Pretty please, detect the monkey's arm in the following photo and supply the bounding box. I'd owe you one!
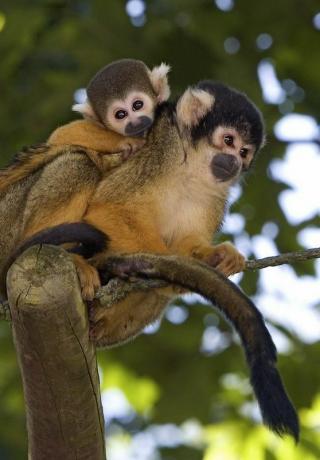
[48,120,145,156]
[170,234,245,276]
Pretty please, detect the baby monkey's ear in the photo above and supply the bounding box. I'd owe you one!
[176,88,215,130]
[149,63,171,103]
[72,100,98,121]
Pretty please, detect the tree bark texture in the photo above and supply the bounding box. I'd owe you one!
[6,245,106,460]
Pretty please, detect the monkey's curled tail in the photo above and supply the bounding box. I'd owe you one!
[9,223,108,271]
[101,253,300,441]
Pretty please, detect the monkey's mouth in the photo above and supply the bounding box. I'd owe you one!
[130,126,149,137]
[211,153,240,181]
[125,116,153,137]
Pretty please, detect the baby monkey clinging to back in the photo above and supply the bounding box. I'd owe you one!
[75,58,170,136]
[0,59,171,193]
[49,58,171,155]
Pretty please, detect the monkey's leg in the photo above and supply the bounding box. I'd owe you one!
[89,288,172,346]
[22,189,102,300]
[171,235,245,276]
[84,203,176,340]
[23,191,93,239]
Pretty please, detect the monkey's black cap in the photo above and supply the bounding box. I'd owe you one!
[192,81,265,151]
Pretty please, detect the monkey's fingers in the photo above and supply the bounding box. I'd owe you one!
[78,267,101,301]
[204,242,246,276]
[215,252,246,276]
[116,137,146,159]
[72,255,101,301]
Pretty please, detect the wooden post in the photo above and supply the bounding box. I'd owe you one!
[7,245,106,460]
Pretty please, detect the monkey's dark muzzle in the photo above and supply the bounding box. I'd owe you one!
[125,116,153,137]
[211,153,241,181]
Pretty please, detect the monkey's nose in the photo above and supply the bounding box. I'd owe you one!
[125,116,153,137]
[211,153,241,181]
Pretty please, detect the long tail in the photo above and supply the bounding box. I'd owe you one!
[11,222,108,264]
[100,253,300,441]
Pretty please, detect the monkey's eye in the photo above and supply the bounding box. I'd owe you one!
[224,135,234,146]
[115,110,128,120]
[132,100,144,111]
[240,148,248,158]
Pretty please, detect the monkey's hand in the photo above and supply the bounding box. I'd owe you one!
[202,242,246,276]
[115,137,146,160]
[72,254,101,300]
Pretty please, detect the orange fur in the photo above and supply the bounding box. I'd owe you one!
[49,120,145,156]
[72,253,101,300]
[0,144,64,193]
[84,202,170,255]
[0,120,144,196]
[23,189,94,238]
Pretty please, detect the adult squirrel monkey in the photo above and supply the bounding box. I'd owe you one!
[0,81,299,440]
[0,59,171,192]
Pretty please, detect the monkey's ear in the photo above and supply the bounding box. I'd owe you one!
[72,101,98,121]
[260,134,267,149]
[149,63,171,103]
[176,88,215,129]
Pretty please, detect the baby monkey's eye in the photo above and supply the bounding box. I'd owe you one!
[224,135,234,146]
[132,100,144,111]
[115,110,128,120]
[240,148,248,158]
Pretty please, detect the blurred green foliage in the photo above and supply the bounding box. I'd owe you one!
[0,0,319,458]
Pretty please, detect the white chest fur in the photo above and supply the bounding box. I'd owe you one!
[156,151,230,247]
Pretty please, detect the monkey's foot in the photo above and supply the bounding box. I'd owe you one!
[72,254,101,300]
[203,242,245,276]
[78,265,101,300]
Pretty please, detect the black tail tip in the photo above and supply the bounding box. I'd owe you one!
[263,410,300,443]
[251,360,300,442]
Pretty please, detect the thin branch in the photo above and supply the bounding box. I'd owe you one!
[245,247,320,271]
[1,246,319,322]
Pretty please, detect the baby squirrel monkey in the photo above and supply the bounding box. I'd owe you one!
[50,58,171,155]
[0,59,171,192]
